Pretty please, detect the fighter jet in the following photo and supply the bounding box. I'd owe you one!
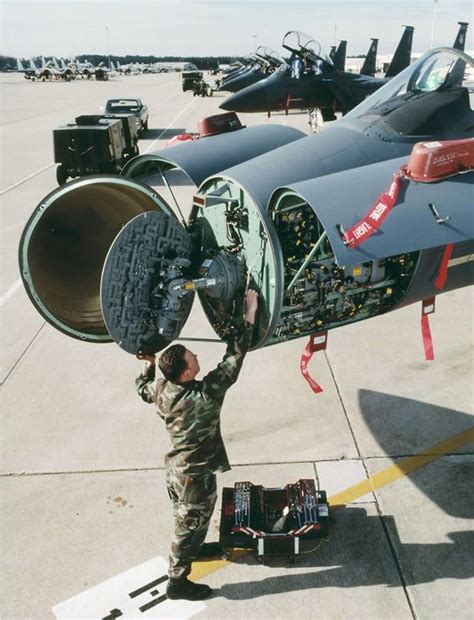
[218,47,284,93]
[75,59,96,78]
[19,48,473,373]
[95,61,110,81]
[218,54,266,90]
[16,57,62,81]
[16,58,41,80]
[220,61,244,79]
[73,59,109,80]
[37,57,62,80]
[220,26,414,119]
[54,58,78,81]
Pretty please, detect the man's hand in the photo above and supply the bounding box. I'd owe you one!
[244,289,259,325]
[136,353,156,367]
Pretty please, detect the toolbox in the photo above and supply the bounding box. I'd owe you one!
[219,479,329,563]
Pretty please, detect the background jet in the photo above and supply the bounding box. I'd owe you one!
[218,46,284,93]
[37,56,61,80]
[16,58,40,80]
[55,58,77,81]
[220,26,414,118]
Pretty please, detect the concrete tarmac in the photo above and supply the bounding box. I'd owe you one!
[1,72,473,620]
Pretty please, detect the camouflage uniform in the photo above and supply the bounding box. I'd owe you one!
[136,325,252,579]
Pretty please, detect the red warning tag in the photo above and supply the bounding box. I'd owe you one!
[421,298,435,361]
[435,243,454,290]
[344,139,474,249]
[300,331,328,393]
[343,170,405,248]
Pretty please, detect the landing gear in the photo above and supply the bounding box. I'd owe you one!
[308,108,324,133]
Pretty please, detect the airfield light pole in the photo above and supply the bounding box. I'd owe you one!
[252,34,257,52]
[430,0,438,48]
[106,26,111,69]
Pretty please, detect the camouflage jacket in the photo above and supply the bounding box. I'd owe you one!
[136,324,253,476]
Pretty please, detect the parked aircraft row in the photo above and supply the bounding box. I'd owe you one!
[14,56,196,81]
[16,57,114,81]
[218,22,470,125]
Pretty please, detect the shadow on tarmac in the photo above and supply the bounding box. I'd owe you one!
[359,390,473,519]
[216,509,473,600]
[143,127,187,139]
[214,391,473,599]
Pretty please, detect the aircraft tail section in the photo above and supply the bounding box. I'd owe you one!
[384,25,414,78]
[333,40,347,71]
[17,58,25,71]
[360,38,378,76]
[29,58,37,71]
[453,22,469,51]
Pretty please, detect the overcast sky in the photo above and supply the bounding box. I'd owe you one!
[1,0,472,58]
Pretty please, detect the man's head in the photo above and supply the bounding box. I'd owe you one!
[158,344,200,383]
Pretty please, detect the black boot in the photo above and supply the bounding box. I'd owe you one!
[166,578,213,601]
[197,542,225,558]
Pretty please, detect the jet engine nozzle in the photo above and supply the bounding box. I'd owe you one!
[19,177,177,343]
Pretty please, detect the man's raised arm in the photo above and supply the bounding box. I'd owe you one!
[202,290,258,399]
[135,354,157,403]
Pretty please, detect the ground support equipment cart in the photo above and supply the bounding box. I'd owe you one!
[220,479,329,563]
[53,114,138,185]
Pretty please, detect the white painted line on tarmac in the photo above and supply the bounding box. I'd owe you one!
[0,279,22,307]
[0,161,55,196]
[148,89,182,111]
[145,99,196,153]
[0,87,185,194]
[52,555,205,619]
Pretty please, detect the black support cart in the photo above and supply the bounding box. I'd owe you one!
[53,114,139,185]
[219,479,329,563]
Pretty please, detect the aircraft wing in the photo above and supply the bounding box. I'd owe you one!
[320,73,384,114]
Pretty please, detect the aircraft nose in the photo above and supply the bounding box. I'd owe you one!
[220,82,264,113]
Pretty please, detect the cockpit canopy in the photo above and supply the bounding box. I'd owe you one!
[345,48,474,137]
[256,46,284,68]
[282,30,333,68]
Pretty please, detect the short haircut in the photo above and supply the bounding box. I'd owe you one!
[158,344,187,382]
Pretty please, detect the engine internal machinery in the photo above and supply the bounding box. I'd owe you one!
[191,179,419,348]
[269,192,419,342]
[101,210,250,353]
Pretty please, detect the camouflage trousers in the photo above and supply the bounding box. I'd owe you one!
[166,467,217,580]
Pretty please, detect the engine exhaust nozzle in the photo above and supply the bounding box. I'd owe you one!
[19,177,173,342]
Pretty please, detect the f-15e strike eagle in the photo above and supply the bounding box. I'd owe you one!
[19,47,473,391]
